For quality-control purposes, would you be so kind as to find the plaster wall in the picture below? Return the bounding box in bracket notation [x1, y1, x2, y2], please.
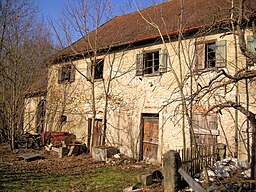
[45, 31, 255, 161]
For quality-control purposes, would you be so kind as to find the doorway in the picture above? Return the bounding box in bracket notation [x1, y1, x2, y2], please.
[141, 114, 159, 161]
[36, 99, 46, 134]
[88, 118, 102, 149]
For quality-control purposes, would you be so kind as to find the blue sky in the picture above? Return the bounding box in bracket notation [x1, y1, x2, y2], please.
[37, 0, 160, 19]
[37, 0, 163, 44]
[38, 0, 65, 20]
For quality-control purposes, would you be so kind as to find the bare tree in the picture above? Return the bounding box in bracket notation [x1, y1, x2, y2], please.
[47, 0, 131, 151]
[0, 0, 55, 149]
[131, 0, 256, 186]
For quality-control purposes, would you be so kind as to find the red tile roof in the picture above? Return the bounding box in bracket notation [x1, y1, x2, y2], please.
[51, 0, 256, 61]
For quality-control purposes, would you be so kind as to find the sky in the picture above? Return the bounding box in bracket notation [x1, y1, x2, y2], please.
[38, 0, 65, 20]
[37, 0, 163, 44]
[37, 0, 159, 18]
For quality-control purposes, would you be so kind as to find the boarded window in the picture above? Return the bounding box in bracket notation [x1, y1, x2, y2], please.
[192, 112, 218, 145]
[58, 64, 75, 84]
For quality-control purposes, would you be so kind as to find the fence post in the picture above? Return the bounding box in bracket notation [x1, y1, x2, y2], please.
[163, 150, 182, 192]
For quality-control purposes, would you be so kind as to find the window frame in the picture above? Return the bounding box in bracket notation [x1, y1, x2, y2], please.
[136, 48, 168, 76]
[87, 59, 104, 81]
[143, 51, 160, 75]
[58, 64, 75, 84]
[192, 111, 219, 146]
[195, 40, 226, 71]
[205, 42, 216, 69]
[93, 59, 104, 80]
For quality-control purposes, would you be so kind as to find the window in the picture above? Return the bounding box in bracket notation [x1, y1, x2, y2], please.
[60, 115, 67, 124]
[192, 112, 218, 145]
[205, 42, 216, 68]
[58, 64, 75, 84]
[94, 59, 104, 80]
[136, 49, 168, 76]
[195, 40, 226, 71]
[87, 59, 104, 80]
[144, 51, 159, 74]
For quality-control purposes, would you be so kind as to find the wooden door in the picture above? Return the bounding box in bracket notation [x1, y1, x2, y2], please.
[142, 116, 159, 160]
[92, 119, 102, 147]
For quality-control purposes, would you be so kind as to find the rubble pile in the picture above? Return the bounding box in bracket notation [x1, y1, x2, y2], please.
[189, 158, 253, 192]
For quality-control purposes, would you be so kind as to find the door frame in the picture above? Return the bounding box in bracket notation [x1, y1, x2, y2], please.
[139, 113, 159, 161]
[87, 118, 103, 151]
[35, 99, 46, 134]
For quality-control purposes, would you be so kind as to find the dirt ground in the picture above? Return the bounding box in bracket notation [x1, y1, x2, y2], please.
[0, 144, 163, 192]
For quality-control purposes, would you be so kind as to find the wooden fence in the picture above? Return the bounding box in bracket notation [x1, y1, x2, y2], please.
[177, 144, 225, 177]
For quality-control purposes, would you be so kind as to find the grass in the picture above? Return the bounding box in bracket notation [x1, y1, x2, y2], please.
[0, 165, 139, 192]
[0, 144, 162, 192]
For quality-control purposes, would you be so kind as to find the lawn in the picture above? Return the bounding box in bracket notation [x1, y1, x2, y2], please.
[0, 144, 162, 192]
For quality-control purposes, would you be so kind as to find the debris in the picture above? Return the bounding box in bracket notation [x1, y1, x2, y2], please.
[179, 168, 206, 192]
[137, 173, 153, 186]
[114, 153, 121, 159]
[193, 157, 253, 191]
[17, 153, 42, 161]
[17, 132, 41, 148]
[42, 131, 76, 147]
[92, 146, 119, 161]
[152, 170, 163, 181]
[123, 183, 143, 192]
[241, 169, 251, 178]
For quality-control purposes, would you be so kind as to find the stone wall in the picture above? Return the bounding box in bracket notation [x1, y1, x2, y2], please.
[44, 31, 255, 162]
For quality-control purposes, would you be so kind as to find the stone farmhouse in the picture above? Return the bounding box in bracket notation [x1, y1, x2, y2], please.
[24, 0, 256, 162]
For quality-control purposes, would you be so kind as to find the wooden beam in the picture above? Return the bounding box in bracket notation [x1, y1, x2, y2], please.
[178, 168, 206, 192]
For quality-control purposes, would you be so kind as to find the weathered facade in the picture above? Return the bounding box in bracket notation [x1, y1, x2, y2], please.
[36, 0, 256, 162]
[23, 72, 47, 135]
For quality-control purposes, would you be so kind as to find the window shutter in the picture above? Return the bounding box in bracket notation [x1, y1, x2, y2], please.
[136, 53, 143, 76]
[216, 40, 226, 68]
[247, 36, 256, 53]
[69, 65, 76, 83]
[159, 48, 168, 73]
[195, 43, 205, 71]
[247, 36, 256, 66]
[58, 67, 63, 84]
[87, 62, 92, 80]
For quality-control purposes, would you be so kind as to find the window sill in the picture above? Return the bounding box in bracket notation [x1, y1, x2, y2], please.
[142, 73, 160, 77]
[94, 78, 103, 82]
[58, 81, 74, 84]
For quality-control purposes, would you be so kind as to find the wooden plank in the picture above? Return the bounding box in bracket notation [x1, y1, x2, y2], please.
[18, 153, 41, 161]
[178, 168, 206, 192]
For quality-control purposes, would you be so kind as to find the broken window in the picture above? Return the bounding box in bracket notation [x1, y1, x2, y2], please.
[94, 59, 104, 80]
[192, 112, 218, 145]
[195, 40, 226, 71]
[60, 115, 67, 124]
[58, 64, 75, 84]
[136, 49, 168, 76]
[87, 59, 104, 80]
